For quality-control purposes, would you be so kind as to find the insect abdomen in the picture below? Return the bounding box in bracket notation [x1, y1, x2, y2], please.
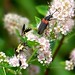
[38, 19, 49, 34]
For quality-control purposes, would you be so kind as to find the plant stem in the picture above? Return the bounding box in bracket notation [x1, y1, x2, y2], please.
[44, 35, 65, 75]
[3, 67, 6, 75]
[52, 35, 65, 61]
[45, 68, 50, 75]
[4, 0, 12, 13]
[27, 47, 38, 63]
[7, 69, 16, 75]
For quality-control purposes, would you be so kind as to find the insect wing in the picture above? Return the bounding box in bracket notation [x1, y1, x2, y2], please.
[22, 24, 25, 33]
[25, 28, 32, 33]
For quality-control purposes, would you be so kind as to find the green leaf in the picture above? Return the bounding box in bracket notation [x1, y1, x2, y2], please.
[60, 61, 65, 66]
[27, 48, 38, 63]
[50, 40, 56, 50]
[0, 7, 4, 23]
[0, 38, 5, 50]
[0, 62, 11, 68]
[27, 40, 39, 48]
[0, 67, 6, 75]
[16, 29, 25, 42]
[36, 5, 48, 16]
[35, 16, 41, 25]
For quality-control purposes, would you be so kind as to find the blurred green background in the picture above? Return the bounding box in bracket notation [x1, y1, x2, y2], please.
[0, 0, 75, 75]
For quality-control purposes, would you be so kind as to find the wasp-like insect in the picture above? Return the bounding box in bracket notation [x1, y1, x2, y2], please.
[15, 24, 32, 65]
[38, 10, 57, 34]
[21, 24, 31, 36]
[15, 24, 31, 55]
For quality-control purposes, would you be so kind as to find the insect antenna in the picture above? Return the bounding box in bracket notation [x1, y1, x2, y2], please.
[47, 1, 58, 16]
[51, 9, 58, 15]
[47, 1, 52, 15]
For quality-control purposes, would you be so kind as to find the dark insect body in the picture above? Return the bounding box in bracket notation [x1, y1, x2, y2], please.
[38, 10, 57, 34]
[15, 24, 31, 55]
[15, 24, 32, 65]
[21, 24, 31, 36]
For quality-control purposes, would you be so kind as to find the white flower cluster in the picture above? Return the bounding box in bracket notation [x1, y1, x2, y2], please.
[8, 54, 28, 69]
[65, 48, 75, 71]
[65, 60, 74, 71]
[0, 52, 7, 63]
[45, 0, 75, 38]
[57, 19, 74, 35]
[49, 0, 74, 20]
[25, 30, 38, 41]
[26, 31, 52, 65]
[8, 55, 19, 67]
[70, 49, 75, 65]
[0, 52, 6, 58]
[37, 37, 52, 65]
[4, 13, 29, 35]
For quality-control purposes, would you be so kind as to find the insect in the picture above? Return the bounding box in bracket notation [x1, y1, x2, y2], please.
[15, 43, 25, 56]
[38, 10, 57, 34]
[21, 24, 31, 36]
[15, 24, 32, 65]
[15, 24, 31, 55]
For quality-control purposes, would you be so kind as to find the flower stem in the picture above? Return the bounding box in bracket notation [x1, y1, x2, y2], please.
[44, 35, 65, 75]
[45, 68, 50, 75]
[27, 47, 38, 63]
[7, 69, 16, 75]
[4, 0, 12, 13]
[53, 35, 65, 61]
[3, 67, 6, 75]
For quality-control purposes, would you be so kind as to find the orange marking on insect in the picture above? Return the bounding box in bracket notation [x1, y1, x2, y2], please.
[42, 18, 49, 24]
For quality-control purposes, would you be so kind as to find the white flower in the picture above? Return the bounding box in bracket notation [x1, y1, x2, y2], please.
[0, 59, 3, 63]
[38, 37, 47, 45]
[37, 53, 45, 62]
[20, 58, 28, 69]
[8, 55, 19, 67]
[38, 37, 50, 50]
[25, 30, 38, 41]
[17, 53, 28, 69]
[70, 49, 75, 65]
[54, 25, 62, 33]
[48, 0, 75, 20]
[32, 37, 52, 65]
[4, 13, 29, 35]
[23, 30, 52, 65]
[44, 57, 52, 64]
[45, 0, 75, 38]
[37, 49, 52, 65]
[0, 52, 6, 58]
[50, 18, 74, 36]
[65, 48, 75, 70]
[0, 52, 7, 63]
[60, 18, 74, 35]
[8, 54, 28, 69]
[65, 60, 74, 71]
